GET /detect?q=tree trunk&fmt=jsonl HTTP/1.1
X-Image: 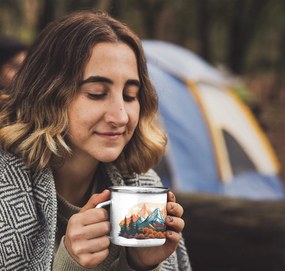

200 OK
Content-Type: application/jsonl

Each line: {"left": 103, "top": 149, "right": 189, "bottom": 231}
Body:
{"left": 269, "top": 31, "right": 285, "bottom": 102}
{"left": 228, "top": 0, "right": 267, "bottom": 74}
{"left": 136, "top": 0, "right": 166, "bottom": 38}
{"left": 37, "top": 0, "right": 56, "bottom": 32}
{"left": 195, "top": 0, "right": 211, "bottom": 61}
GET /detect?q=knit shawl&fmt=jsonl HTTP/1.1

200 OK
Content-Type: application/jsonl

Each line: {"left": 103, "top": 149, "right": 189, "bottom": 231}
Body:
{"left": 0, "top": 151, "right": 191, "bottom": 270}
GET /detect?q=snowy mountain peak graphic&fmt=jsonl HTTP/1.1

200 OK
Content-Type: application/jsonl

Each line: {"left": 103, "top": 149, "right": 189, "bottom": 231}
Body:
{"left": 137, "top": 208, "right": 165, "bottom": 228}
{"left": 137, "top": 203, "right": 152, "bottom": 218}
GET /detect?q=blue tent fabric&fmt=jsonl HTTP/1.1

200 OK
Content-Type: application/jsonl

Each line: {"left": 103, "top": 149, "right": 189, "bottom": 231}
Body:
{"left": 148, "top": 63, "right": 220, "bottom": 193}
{"left": 143, "top": 40, "right": 229, "bottom": 85}
{"left": 222, "top": 172, "right": 285, "bottom": 200}
{"left": 143, "top": 40, "right": 285, "bottom": 200}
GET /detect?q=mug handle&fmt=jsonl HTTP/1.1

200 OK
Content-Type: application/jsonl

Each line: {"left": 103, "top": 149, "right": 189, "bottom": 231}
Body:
{"left": 95, "top": 200, "right": 112, "bottom": 240}
{"left": 96, "top": 200, "right": 111, "bottom": 208}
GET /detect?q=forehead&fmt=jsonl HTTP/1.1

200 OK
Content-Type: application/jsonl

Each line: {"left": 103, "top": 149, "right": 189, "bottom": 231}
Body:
{"left": 83, "top": 42, "right": 139, "bottom": 79}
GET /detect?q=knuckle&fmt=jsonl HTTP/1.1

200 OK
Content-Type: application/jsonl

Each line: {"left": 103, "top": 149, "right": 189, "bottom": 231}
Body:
{"left": 103, "top": 221, "right": 111, "bottom": 234}
{"left": 167, "top": 202, "right": 175, "bottom": 212}
{"left": 102, "top": 249, "right": 109, "bottom": 259}
{"left": 96, "top": 238, "right": 110, "bottom": 251}
{"left": 167, "top": 216, "right": 174, "bottom": 224}
{"left": 87, "top": 249, "right": 109, "bottom": 267}
{"left": 172, "top": 231, "right": 180, "bottom": 240}
{"left": 178, "top": 204, "right": 184, "bottom": 216}
{"left": 90, "top": 193, "right": 99, "bottom": 201}
{"left": 180, "top": 219, "right": 185, "bottom": 230}
{"left": 68, "top": 217, "right": 75, "bottom": 226}
{"left": 181, "top": 207, "right": 184, "bottom": 216}
{"left": 69, "top": 214, "right": 79, "bottom": 225}
{"left": 96, "top": 208, "right": 108, "bottom": 221}
{"left": 68, "top": 229, "right": 83, "bottom": 242}
{"left": 71, "top": 243, "right": 83, "bottom": 256}
{"left": 98, "top": 249, "right": 109, "bottom": 262}
{"left": 102, "top": 236, "right": 110, "bottom": 248}
{"left": 79, "top": 256, "right": 93, "bottom": 267}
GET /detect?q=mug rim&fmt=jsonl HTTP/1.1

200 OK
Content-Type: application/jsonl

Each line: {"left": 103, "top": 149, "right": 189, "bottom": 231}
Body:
{"left": 109, "top": 186, "right": 169, "bottom": 194}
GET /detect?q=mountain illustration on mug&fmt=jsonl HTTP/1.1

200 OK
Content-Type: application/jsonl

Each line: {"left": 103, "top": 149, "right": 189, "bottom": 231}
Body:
{"left": 119, "top": 203, "right": 167, "bottom": 239}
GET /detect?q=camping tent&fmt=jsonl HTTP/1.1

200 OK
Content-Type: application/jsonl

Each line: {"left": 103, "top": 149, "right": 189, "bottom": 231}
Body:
{"left": 142, "top": 40, "right": 285, "bottom": 200}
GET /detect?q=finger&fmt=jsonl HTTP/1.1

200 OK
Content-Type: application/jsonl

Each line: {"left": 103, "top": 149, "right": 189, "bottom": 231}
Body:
{"left": 69, "top": 208, "right": 108, "bottom": 228}
{"left": 77, "top": 248, "right": 109, "bottom": 268}
{"left": 88, "top": 235, "right": 110, "bottom": 253}
{"left": 82, "top": 208, "right": 109, "bottom": 226}
{"left": 167, "top": 202, "right": 184, "bottom": 217}
{"left": 81, "top": 190, "right": 110, "bottom": 212}
{"left": 160, "top": 230, "right": 181, "bottom": 256}
{"left": 84, "top": 221, "right": 111, "bottom": 239}
{"left": 166, "top": 216, "right": 185, "bottom": 233}
{"left": 74, "top": 235, "right": 110, "bottom": 255}
{"left": 167, "top": 191, "right": 176, "bottom": 203}
{"left": 67, "top": 220, "right": 111, "bottom": 243}
{"left": 165, "top": 230, "right": 181, "bottom": 248}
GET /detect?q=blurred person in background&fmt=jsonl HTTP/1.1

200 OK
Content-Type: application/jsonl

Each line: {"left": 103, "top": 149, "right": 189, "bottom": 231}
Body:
{"left": 0, "top": 35, "right": 27, "bottom": 103}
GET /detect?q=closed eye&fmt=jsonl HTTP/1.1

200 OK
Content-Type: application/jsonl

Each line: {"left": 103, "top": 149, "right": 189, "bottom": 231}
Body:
{"left": 123, "top": 80, "right": 140, "bottom": 102}
{"left": 87, "top": 93, "right": 107, "bottom": 100}
{"left": 123, "top": 94, "right": 137, "bottom": 102}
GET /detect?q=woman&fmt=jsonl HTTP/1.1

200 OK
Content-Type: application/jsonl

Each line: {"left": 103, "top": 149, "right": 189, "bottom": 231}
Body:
{"left": 0, "top": 10, "right": 191, "bottom": 270}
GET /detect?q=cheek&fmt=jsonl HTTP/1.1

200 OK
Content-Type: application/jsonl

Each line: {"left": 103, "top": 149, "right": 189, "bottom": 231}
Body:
{"left": 68, "top": 113, "right": 91, "bottom": 137}
{"left": 67, "top": 104, "right": 89, "bottom": 135}
{"left": 68, "top": 99, "right": 96, "bottom": 127}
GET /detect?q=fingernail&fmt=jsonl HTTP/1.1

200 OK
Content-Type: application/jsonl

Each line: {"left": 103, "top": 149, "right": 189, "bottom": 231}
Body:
{"left": 168, "top": 230, "right": 173, "bottom": 236}
{"left": 168, "top": 216, "right": 174, "bottom": 223}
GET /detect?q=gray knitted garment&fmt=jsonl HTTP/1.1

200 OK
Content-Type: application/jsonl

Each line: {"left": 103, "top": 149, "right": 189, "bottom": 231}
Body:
{"left": 0, "top": 151, "right": 191, "bottom": 270}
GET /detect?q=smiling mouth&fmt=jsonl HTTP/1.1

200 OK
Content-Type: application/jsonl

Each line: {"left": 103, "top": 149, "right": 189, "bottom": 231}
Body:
{"left": 94, "top": 132, "right": 124, "bottom": 140}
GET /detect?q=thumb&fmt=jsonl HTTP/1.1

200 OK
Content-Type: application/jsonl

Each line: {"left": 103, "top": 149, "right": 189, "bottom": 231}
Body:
{"left": 80, "top": 189, "right": 110, "bottom": 213}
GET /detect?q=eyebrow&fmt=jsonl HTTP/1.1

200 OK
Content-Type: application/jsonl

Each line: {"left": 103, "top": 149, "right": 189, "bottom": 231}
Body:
{"left": 125, "top": 79, "right": 141, "bottom": 88}
{"left": 79, "top": 76, "right": 112, "bottom": 86}
{"left": 79, "top": 76, "right": 141, "bottom": 88}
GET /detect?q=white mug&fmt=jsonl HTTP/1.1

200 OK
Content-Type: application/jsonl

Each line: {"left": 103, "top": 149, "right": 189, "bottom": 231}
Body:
{"left": 96, "top": 186, "right": 169, "bottom": 247}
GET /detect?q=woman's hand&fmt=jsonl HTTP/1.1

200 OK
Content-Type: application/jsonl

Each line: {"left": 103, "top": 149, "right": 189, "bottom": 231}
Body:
{"left": 126, "top": 191, "right": 185, "bottom": 269}
{"left": 64, "top": 190, "right": 111, "bottom": 268}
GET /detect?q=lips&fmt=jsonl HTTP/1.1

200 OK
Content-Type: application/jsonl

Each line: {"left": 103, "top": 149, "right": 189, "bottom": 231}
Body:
{"left": 94, "top": 131, "right": 125, "bottom": 140}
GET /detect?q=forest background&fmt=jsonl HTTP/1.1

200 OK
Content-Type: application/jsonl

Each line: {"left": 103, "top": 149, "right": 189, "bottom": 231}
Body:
{"left": 0, "top": 0, "right": 284, "bottom": 181}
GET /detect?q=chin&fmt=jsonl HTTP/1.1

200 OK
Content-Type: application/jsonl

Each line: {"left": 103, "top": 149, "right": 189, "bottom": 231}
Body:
{"left": 97, "top": 153, "right": 121, "bottom": 163}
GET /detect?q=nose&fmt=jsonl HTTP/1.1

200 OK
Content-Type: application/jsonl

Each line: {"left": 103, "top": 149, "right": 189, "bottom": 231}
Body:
{"left": 105, "top": 98, "right": 129, "bottom": 127}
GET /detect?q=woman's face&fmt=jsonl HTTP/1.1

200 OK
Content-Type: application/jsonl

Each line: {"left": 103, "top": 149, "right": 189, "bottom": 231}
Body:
{"left": 67, "top": 42, "right": 140, "bottom": 164}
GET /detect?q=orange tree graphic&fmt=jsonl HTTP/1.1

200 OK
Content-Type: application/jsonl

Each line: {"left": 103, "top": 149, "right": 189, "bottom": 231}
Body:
{"left": 119, "top": 215, "right": 166, "bottom": 239}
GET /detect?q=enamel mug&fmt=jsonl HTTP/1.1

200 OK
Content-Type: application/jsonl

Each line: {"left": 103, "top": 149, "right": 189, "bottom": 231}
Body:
{"left": 96, "top": 186, "right": 169, "bottom": 247}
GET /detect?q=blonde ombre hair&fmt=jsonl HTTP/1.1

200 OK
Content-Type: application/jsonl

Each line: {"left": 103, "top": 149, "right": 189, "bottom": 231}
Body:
{"left": 0, "top": 10, "right": 167, "bottom": 174}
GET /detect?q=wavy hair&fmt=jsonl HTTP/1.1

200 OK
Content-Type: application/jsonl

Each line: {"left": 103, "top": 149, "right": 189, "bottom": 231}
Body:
{"left": 0, "top": 10, "right": 167, "bottom": 174}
